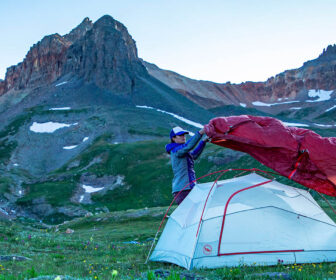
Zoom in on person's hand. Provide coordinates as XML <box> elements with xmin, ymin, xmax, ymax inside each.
<box><xmin>199</xmin><ymin>128</ymin><xmax>205</xmax><ymax>135</ymax></box>
<box><xmin>204</xmin><ymin>136</ymin><xmax>211</xmax><ymax>143</ymax></box>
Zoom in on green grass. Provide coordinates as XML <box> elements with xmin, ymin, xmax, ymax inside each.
<box><xmin>74</xmin><ymin>137</ymin><xmax>173</xmax><ymax>210</ymax></box>
<box><xmin>52</xmin><ymin>137</ymin><xmax>264</xmax><ymax>213</ymax></box>
<box><xmin>128</xmin><ymin>127</ymin><xmax>168</xmax><ymax>137</ymax></box>
<box><xmin>0</xmin><ymin>208</ymin><xmax>335</xmax><ymax>279</ymax></box>
<box><xmin>16</xmin><ymin>181</ymin><xmax>78</xmax><ymax>207</ymax></box>
<box><xmin>0</xmin><ymin>113</ymin><xmax>32</xmax><ymax>164</ymax></box>
<box><xmin>310</xmin><ymin>127</ymin><xmax>336</xmax><ymax>137</ymax></box>
<box><xmin>315</xmin><ymin>107</ymin><xmax>336</xmax><ymax>122</ymax></box>
<box><xmin>276</xmin><ymin>110</ymin><xmax>292</xmax><ymax>118</ymax></box>
<box><xmin>293</xmin><ymin>107</ymin><xmax>317</xmax><ymax>119</ymax></box>
<box><xmin>0</xmin><ymin>177</ymin><xmax>12</xmax><ymax>195</ymax></box>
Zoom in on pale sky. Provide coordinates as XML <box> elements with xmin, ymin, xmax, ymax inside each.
<box><xmin>1</xmin><ymin>0</ymin><xmax>335</xmax><ymax>84</ymax></box>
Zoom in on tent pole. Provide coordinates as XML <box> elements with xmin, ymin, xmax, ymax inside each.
<box><xmin>145</xmin><ymin>230</ymin><xmax>160</xmax><ymax>264</ymax></box>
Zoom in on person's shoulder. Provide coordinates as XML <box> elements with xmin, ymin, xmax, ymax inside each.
<box><xmin>171</xmin><ymin>143</ymin><xmax>184</xmax><ymax>153</ymax></box>
<box><xmin>166</xmin><ymin>142</ymin><xmax>181</xmax><ymax>154</ymax></box>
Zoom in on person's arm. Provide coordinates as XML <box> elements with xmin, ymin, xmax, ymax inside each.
<box><xmin>174</xmin><ymin>128</ymin><xmax>205</xmax><ymax>157</ymax></box>
<box><xmin>191</xmin><ymin>140</ymin><xmax>206</xmax><ymax>160</ymax></box>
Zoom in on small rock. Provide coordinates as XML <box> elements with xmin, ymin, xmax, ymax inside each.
<box><xmin>85</xmin><ymin>212</ymin><xmax>93</xmax><ymax>217</ymax></box>
<box><xmin>0</xmin><ymin>255</ymin><xmax>31</xmax><ymax>262</ymax></box>
<box><xmin>65</xmin><ymin>228</ymin><xmax>74</xmax><ymax>234</ymax></box>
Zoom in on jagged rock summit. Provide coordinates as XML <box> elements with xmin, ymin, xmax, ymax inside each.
<box><xmin>64</xmin><ymin>15</ymin><xmax>147</xmax><ymax>94</ymax></box>
<box><xmin>63</xmin><ymin>17</ymin><xmax>93</xmax><ymax>43</ymax></box>
<box><xmin>0</xmin><ymin>15</ymin><xmax>147</xmax><ymax>96</ymax></box>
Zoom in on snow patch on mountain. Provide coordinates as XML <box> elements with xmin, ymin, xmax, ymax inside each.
<box><xmin>306</xmin><ymin>89</ymin><xmax>334</xmax><ymax>102</ymax></box>
<box><xmin>313</xmin><ymin>123</ymin><xmax>336</xmax><ymax>128</ymax></box>
<box><xmin>282</xmin><ymin>121</ymin><xmax>309</xmax><ymax>127</ymax></box>
<box><xmin>30</xmin><ymin>122</ymin><xmax>78</xmax><ymax>133</ymax></box>
<box><xmin>82</xmin><ymin>185</ymin><xmax>104</xmax><ymax>193</ymax></box>
<box><xmin>49</xmin><ymin>107</ymin><xmax>71</xmax><ymax>111</ymax></box>
<box><xmin>55</xmin><ymin>81</ymin><xmax>68</xmax><ymax>87</ymax></box>
<box><xmin>63</xmin><ymin>145</ymin><xmax>78</xmax><ymax>150</ymax></box>
<box><xmin>325</xmin><ymin>105</ymin><xmax>336</xmax><ymax>112</ymax></box>
<box><xmin>252</xmin><ymin>100</ymin><xmax>300</xmax><ymax>107</ymax></box>
<box><xmin>136</xmin><ymin>105</ymin><xmax>203</xmax><ymax>128</ymax></box>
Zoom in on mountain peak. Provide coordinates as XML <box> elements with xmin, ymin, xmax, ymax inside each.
<box><xmin>93</xmin><ymin>15</ymin><xmax>127</xmax><ymax>34</ymax></box>
<box><xmin>63</xmin><ymin>15</ymin><xmax>147</xmax><ymax>93</ymax></box>
<box><xmin>319</xmin><ymin>44</ymin><xmax>336</xmax><ymax>58</ymax></box>
<box><xmin>63</xmin><ymin>17</ymin><xmax>93</xmax><ymax>43</ymax></box>
<box><xmin>0</xmin><ymin>15</ymin><xmax>148</xmax><ymax>95</ymax></box>
<box><xmin>94</xmin><ymin>15</ymin><xmax>116</xmax><ymax>26</ymax></box>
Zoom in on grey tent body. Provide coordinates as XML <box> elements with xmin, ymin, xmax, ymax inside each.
<box><xmin>150</xmin><ymin>173</ymin><xmax>336</xmax><ymax>269</ymax></box>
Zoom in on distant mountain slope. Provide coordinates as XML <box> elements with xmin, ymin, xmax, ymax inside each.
<box><xmin>143</xmin><ymin>46</ymin><xmax>336</xmax><ymax>121</ymax></box>
<box><xmin>143</xmin><ymin>61</ymin><xmax>262</xmax><ymax>109</ymax></box>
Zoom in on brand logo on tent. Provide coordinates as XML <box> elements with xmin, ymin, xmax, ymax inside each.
<box><xmin>203</xmin><ymin>244</ymin><xmax>212</xmax><ymax>255</ymax></box>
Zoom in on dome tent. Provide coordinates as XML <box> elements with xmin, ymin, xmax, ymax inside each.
<box><xmin>149</xmin><ymin>172</ymin><xmax>336</xmax><ymax>269</ymax></box>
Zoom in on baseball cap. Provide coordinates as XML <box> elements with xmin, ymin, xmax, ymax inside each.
<box><xmin>170</xmin><ymin>126</ymin><xmax>189</xmax><ymax>139</ymax></box>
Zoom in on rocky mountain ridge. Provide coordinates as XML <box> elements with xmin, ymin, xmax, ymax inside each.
<box><xmin>0</xmin><ymin>15</ymin><xmax>147</xmax><ymax>96</ymax></box>
<box><xmin>1</xmin><ymin>15</ymin><xmax>335</xmax><ymax>115</ymax></box>
<box><xmin>0</xmin><ymin>18</ymin><xmax>91</xmax><ymax>95</ymax></box>
<box><xmin>144</xmin><ymin>44</ymin><xmax>336</xmax><ymax>112</ymax></box>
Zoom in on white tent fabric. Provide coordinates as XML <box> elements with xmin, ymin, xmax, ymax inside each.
<box><xmin>150</xmin><ymin>173</ymin><xmax>336</xmax><ymax>269</ymax></box>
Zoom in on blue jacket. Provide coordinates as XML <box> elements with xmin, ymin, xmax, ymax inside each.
<box><xmin>165</xmin><ymin>132</ymin><xmax>206</xmax><ymax>193</ymax></box>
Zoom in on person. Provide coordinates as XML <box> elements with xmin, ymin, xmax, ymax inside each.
<box><xmin>165</xmin><ymin>126</ymin><xmax>208</xmax><ymax>205</ymax></box>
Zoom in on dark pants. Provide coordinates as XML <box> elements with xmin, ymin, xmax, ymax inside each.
<box><xmin>173</xmin><ymin>189</ymin><xmax>191</xmax><ymax>205</ymax></box>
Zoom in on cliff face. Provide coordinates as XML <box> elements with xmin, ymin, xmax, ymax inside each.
<box><xmin>0</xmin><ymin>18</ymin><xmax>93</xmax><ymax>96</ymax></box>
<box><xmin>262</xmin><ymin>44</ymin><xmax>336</xmax><ymax>100</ymax></box>
<box><xmin>0</xmin><ymin>80</ymin><xmax>4</xmax><ymax>94</ymax></box>
<box><xmin>2</xmin><ymin>34</ymin><xmax>70</xmax><ymax>93</ymax></box>
<box><xmin>63</xmin><ymin>17</ymin><xmax>93</xmax><ymax>43</ymax></box>
<box><xmin>63</xmin><ymin>15</ymin><xmax>147</xmax><ymax>94</ymax></box>
<box><xmin>0</xmin><ymin>15</ymin><xmax>147</xmax><ymax>96</ymax></box>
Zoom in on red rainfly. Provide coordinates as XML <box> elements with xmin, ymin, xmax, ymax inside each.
<box><xmin>204</xmin><ymin>115</ymin><xmax>336</xmax><ymax>197</ymax></box>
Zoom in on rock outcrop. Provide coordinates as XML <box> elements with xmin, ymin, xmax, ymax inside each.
<box><xmin>0</xmin><ymin>15</ymin><xmax>147</xmax><ymax>96</ymax></box>
<box><xmin>2</xmin><ymin>34</ymin><xmax>71</xmax><ymax>93</ymax></box>
<box><xmin>63</xmin><ymin>17</ymin><xmax>93</xmax><ymax>43</ymax></box>
<box><xmin>63</xmin><ymin>15</ymin><xmax>147</xmax><ymax>94</ymax></box>
<box><xmin>0</xmin><ymin>17</ymin><xmax>93</xmax><ymax>95</ymax></box>
<box><xmin>261</xmin><ymin>44</ymin><xmax>336</xmax><ymax>100</ymax></box>
<box><xmin>0</xmin><ymin>79</ymin><xmax>4</xmax><ymax>94</ymax></box>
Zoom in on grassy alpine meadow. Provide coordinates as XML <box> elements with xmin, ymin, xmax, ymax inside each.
<box><xmin>0</xmin><ymin>206</ymin><xmax>336</xmax><ymax>280</ymax></box>
<box><xmin>1</xmin><ymin>122</ymin><xmax>336</xmax><ymax>278</ymax></box>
